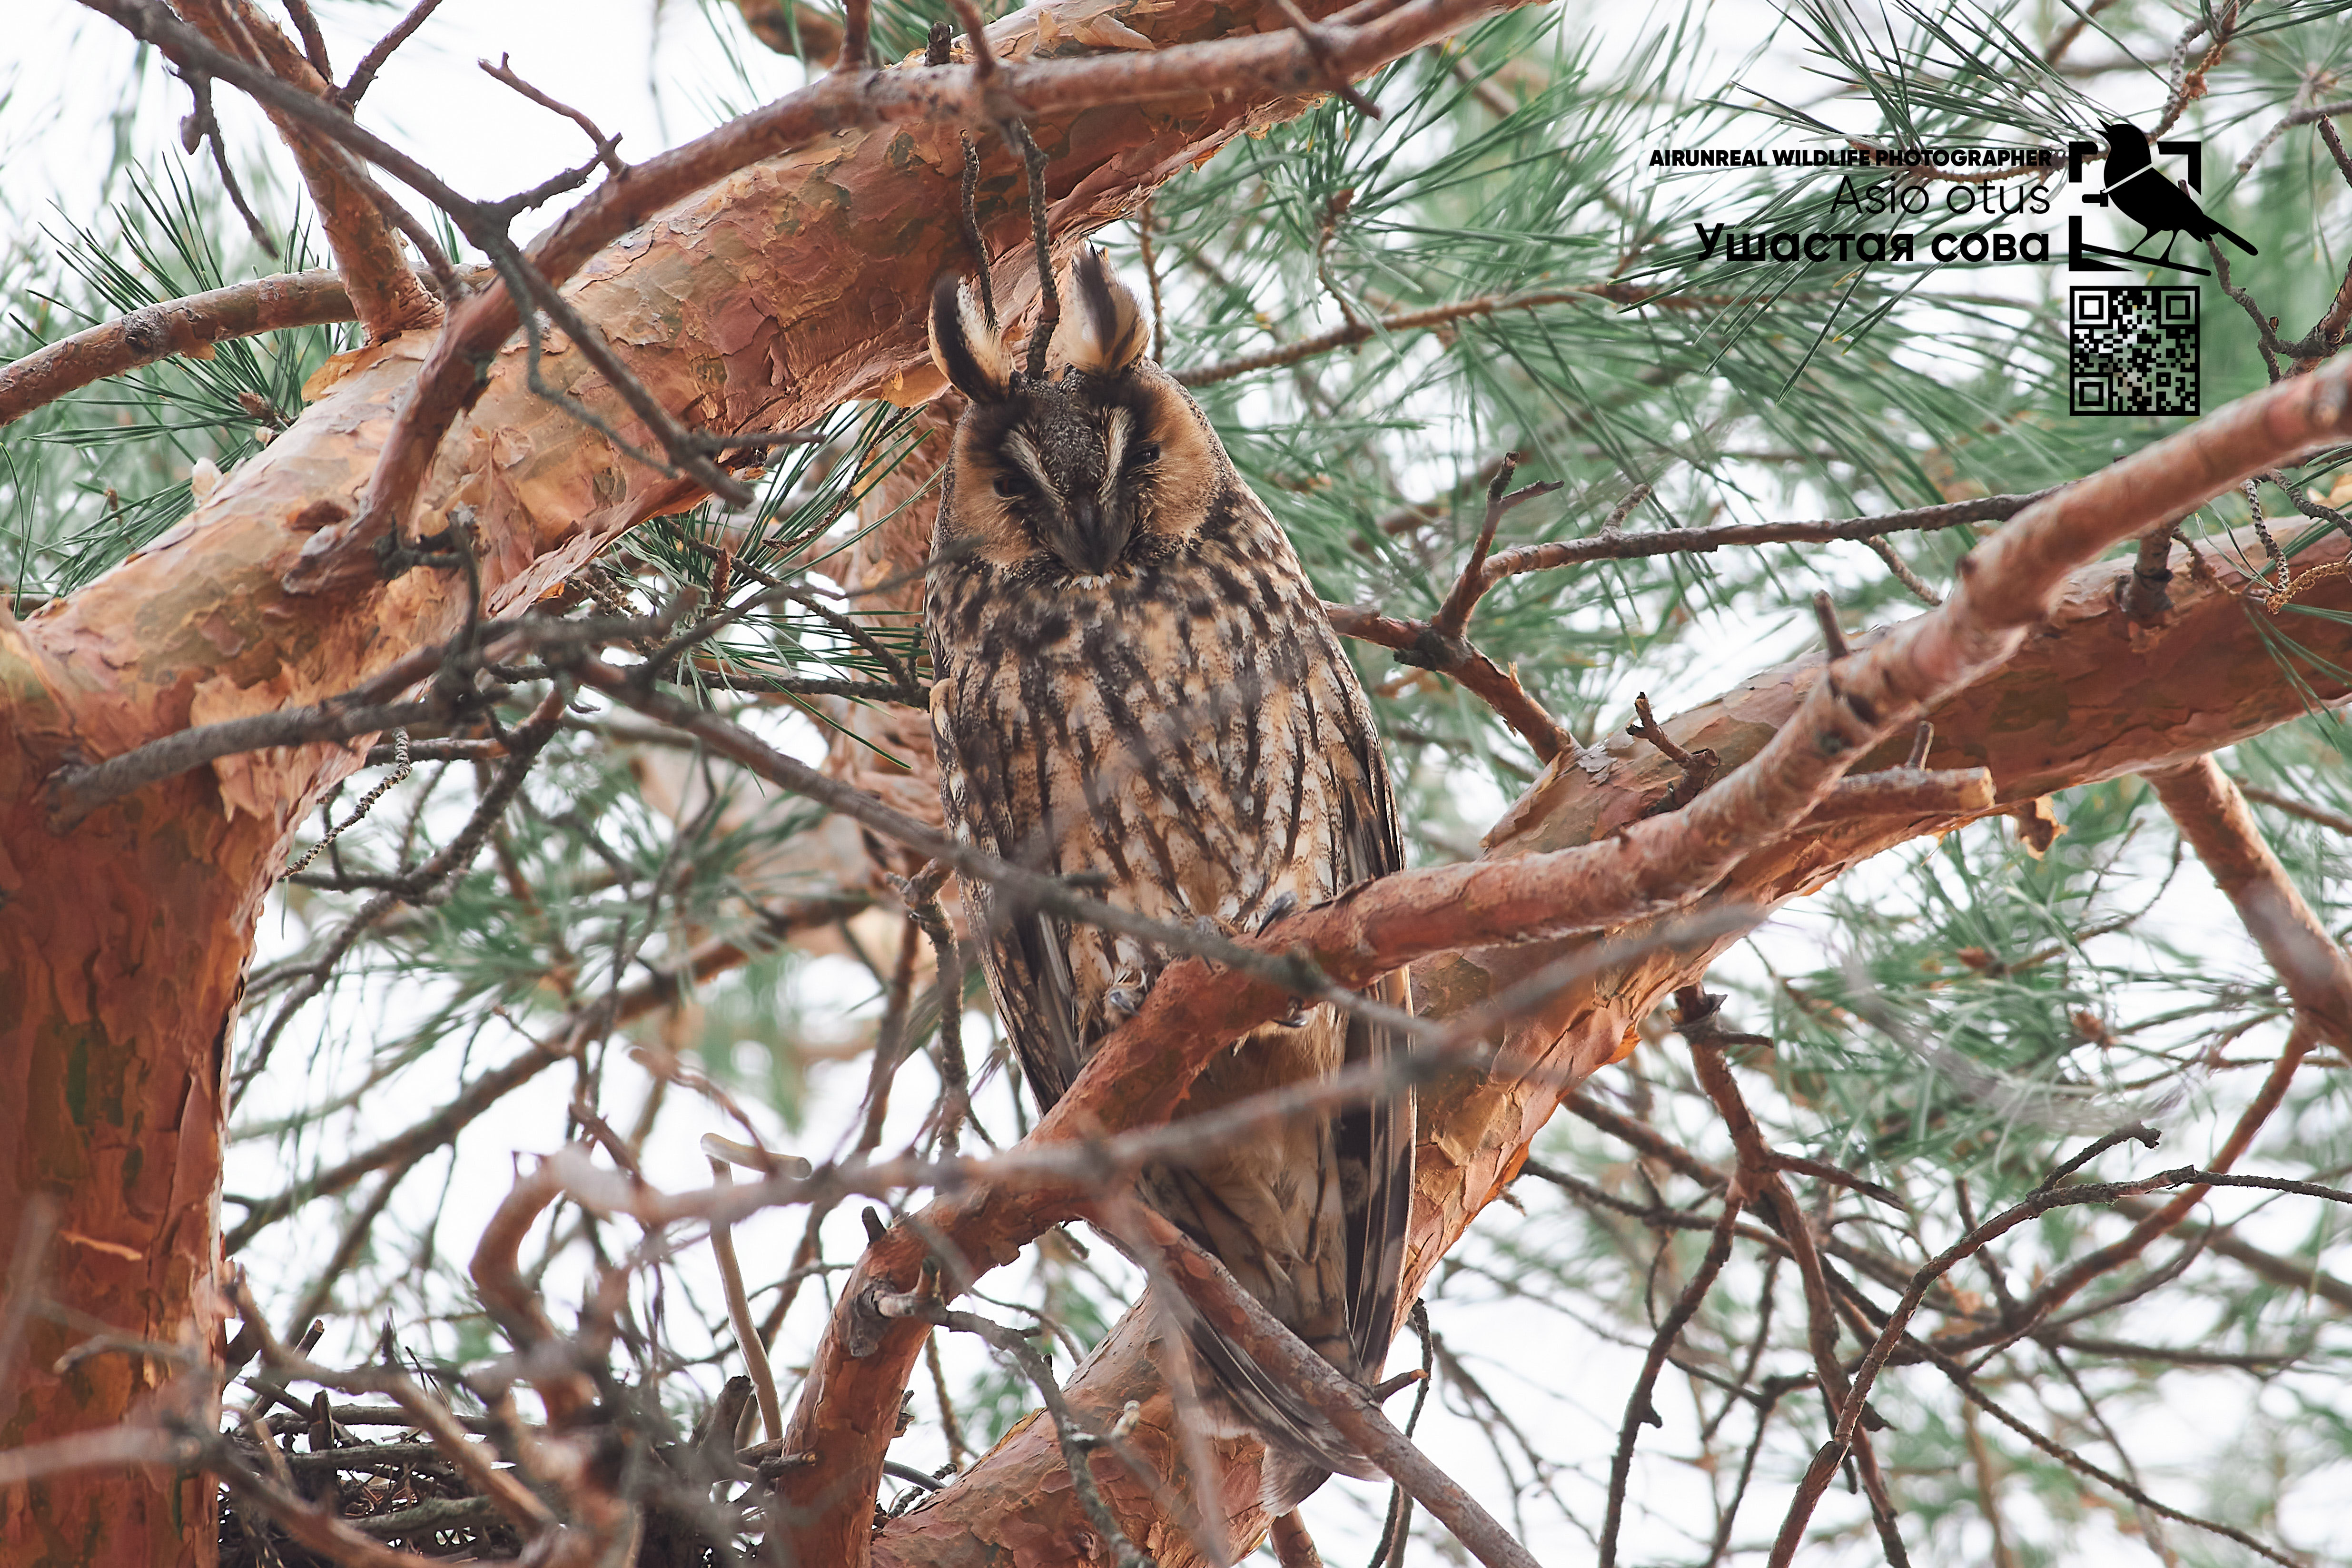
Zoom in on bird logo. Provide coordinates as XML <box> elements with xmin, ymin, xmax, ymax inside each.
<box><xmin>2094</xmin><ymin>122</ymin><xmax>2257</xmax><ymax>263</ymax></box>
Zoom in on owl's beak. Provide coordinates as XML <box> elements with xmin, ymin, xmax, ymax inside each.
<box><xmin>1056</xmin><ymin>494</ymin><xmax>1130</xmax><ymax>577</ymax></box>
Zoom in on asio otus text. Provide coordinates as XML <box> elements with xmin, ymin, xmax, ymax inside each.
<box><xmin>923</xmin><ymin>247</ymin><xmax>1414</xmax><ymax>1511</ymax></box>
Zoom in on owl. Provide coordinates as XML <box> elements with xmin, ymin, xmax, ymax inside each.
<box><xmin>923</xmin><ymin>246</ymin><xmax>1413</xmax><ymax>1514</ymax></box>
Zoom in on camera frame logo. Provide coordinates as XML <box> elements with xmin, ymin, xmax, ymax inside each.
<box><xmin>2061</xmin><ymin>125</ymin><xmax>2250</xmax><ymax>417</ymax></box>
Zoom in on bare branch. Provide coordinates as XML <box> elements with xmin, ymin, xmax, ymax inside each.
<box><xmin>705</xmin><ymin>1151</ymin><xmax>783</xmax><ymax>1443</ymax></box>
<box><xmin>1770</xmin><ymin>1166</ymin><xmax>2312</xmax><ymax>1568</ymax></box>
<box><xmin>1173</xmin><ymin>286</ymin><xmax>1853</xmax><ymax>388</ymax></box>
<box><xmin>2148</xmin><ymin>754</ymin><xmax>2352</xmax><ymax>1045</ymax></box>
<box><xmin>1142</xmin><ymin>1210</ymin><xmax>1541</xmax><ymax>1568</ymax></box>
<box><xmin>170</xmin><ymin>0</ymin><xmax>440</xmax><ymax>337</ymax></box>
<box><xmin>479</xmin><ymin>54</ymin><xmax>626</xmax><ymax>176</ymax></box>
<box><xmin>338</xmin><ymin>0</ymin><xmax>448</xmax><ymax>103</ymax></box>
<box><xmin>0</xmin><ymin>268</ymin><xmax>403</xmax><ymax>428</ymax></box>
<box><xmin>2237</xmin><ymin>780</ymin><xmax>2352</xmax><ymax>838</ymax></box>
<box><xmin>1600</xmin><ymin>1153</ymin><xmax>1744</xmax><ymax>1568</ymax></box>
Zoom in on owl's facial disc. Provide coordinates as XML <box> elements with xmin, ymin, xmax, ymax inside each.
<box><xmin>975</xmin><ymin>389</ymin><xmax>1158</xmax><ymax>581</ymax></box>
<box><xmin>942</xmin><ymin>333</ymin><xmax>1217</xmax><ymax>585</ymax></box>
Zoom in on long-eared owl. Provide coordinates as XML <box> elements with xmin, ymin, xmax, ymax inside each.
<box><xmin>924</xmin><ymin>246</ymin><xmax>1414</xmax><ymax>1512</ymax></box>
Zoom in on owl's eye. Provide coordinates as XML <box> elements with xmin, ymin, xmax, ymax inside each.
<box><xmin>1130</xmin><ymin>441</ymin><xmax>1161</xmax><ymax>466</ymax></box>
<box><xmin>992</xmin><ymin>473</ymin><xmax>1028</xmax><ymax>499</ymax></box>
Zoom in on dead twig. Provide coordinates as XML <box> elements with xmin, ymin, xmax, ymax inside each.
<box><xmin>479</xmin><ymin>54</ymin><xmax>626</xmax><ymax>176</ymax></box>
<box><xmin>705</xmin><ymin>1145</ymin><xmax>783</xmax><ymax>1442</ymax></box>
<box><xmin>1679</xmin><ymin>989</ymin><xmax>1911</xmax><ymax>1568</ymax></box>
<box><xmin>839</xmin><ymin>0</ymin><xmax>873</xmax><ymax>71</ymax></box>
<box><xmin>1328</xmin><ymin>454</ymin><xmax>1573</xmax><ymax>759</ymax></box>
<box><xmin>1004</xmin><ymin>117</ymin><xmax>1059</xmax><ymax>381</ymax></box>
<box><xmin>875</xmin><ymin>1292</ymin><xmax>1150</xmax><ymax>1568</ymax></box>
<box><xmin>338</xmin><ymin>0</ymin><xmax>448</xmax><ymax>103</ymax></box>
<box><xmin>2236</xmin><ymin>780</ymin><xmax>2352</xmax><ymax>838</ymax></box>
<box><xmin>1627</xmin><ymin>692</ymin><xmax>1719</xmax><ymax>811</ymax></box>
<box><xmin>1326</xmin><ymin>601</ymin><xmax>1576</xmax><ymax>759</ymax></box>
<box><xmin>1466</xmin><ymin>488</ymin><xmax>2054</xmax><ymax>573</ymax></box>
<box><xmin>1140</xmin><ymin>1211</ymin><xmax>1542</xmax><ymax>1568</ymax></box>
<box><xmin>1769</xmin><ymin>1162</ymin><xmax>2326</xmax><ymax>1568</ymax></box>
<box><xmin>176</xmin><ymin>67</ymin><xmax>277</xmax><ymax>254</ymax></box>
<box><xmin>1598</xmin><ymin>1140</ymin><xmax>1746</xmax><ymax>1568</ymax></box>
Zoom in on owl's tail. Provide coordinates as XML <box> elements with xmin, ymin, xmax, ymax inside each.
<box><xmin>1132</xmin><ymin>984</ymin><xmax>1418</xmax><ymax>1514</ymax></box>
<box><xmin>1170</xmin><ymin>1302</ymin><xmax>1383</xmax><ymax>1512</ymax></box>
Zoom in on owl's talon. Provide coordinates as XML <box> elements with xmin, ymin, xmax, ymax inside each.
<box><xmin>1258</xmin><ymin>891</ymin><xmax>1299</xmax><ymax>930</ymax></box>
<box><xmin>1106</xmin><ymin>986</ymin><xmax>1145</xmax><ymax>1019</ymax></box>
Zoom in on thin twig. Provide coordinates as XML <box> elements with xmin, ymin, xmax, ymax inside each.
<box><xmin>956</xmin><ymin>135</ymin><xmax>998</xmax><ymax>325</ymax></box>
<box><xmin>882</xmin><ymin>1296</ymin><xmax>1149</xmax><ymax>1568</ymax></box>
<box><xmin>1263</xmin><ymin>0</ymin><xmax>1384</xmax><ymax>117</ymax></box>
<box><xmin>1626</xmin><ymin>692</ymin><xmax>1718</xmax><ymax>810</ymax></box>
<box><xmin>1006</xmin><ymin>118</ymin><xmax>1059</xmax><ymax>381</ymax></box>
<box><xmin>705</xmin><ymin>1151</ymin><xmax>784</xmax><ymax>1442</ymax></box>
<box><xmin>1681</xmin><ymin>989</ymin><xmax>1909</xmax><ymax>1565</ymax></box>
<box><xmin>178</xmin><ymin>69</ymin><xmax>277</xmax><ymax>253</ymax></box>
<box><xmin>1599</xmin><ymin>1162</ymin><xmax>1744</xmax><ymax>1568</ymax></box>
<box><xmin>839</xmin><ymin>0</ymin><xmax>873</xmax><ymax>70</ymax></box>
<box><xmin>1467</xmin><ymin>487</ymin><xmax>2055</xmax><ymax>578</ymax></box>
<box><xmin>479</xmin><ymin>54</ymin><xmax>626</xmax><ymax>175</ymax></box>
<box><xmin>338</xmin><ymin>0</ymin><xmax>448</xmax><ymax>104</ymax></box>
<box><xmin>281</xmin><ymin>0</ymin><xmax>331</xmax><ymax>78</ymax></box>
<box><xmin>1770</xmin><ymin>1164</ymin><xmax>2303</xmax><ymax>1567</ymax></box>
<box><xmin>2236</xmin><ymin>781</ymin><xmax>2352</xmax><ymax>838</ymax></box>
<box><xmin>1141</xmin><ymin>1212</ymin><xmax>1542</xmax><ymax>1568</ymax></box>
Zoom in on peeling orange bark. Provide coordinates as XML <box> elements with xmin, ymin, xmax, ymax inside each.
<box><xmin>863</xmin><ymin>527</ymin><xmax>2352</xmax><ymax>1567</ymax></box>
<box><xmin>0</xmin><ymin>628</ymin><xmax>241</xmax><ymax>1568</ymax></box>
<box><xmin>0</xmin><ymin>0</ymin><xmax>1511</xmax><ymax>1559</ymax></box>
<box><xmin>172</xmin><ymin>0</ymin><xmax>443</xmax><ymax>340</ymax></box>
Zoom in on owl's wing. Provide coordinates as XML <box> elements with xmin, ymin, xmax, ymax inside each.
<box><xmin>991</xmin><ymin>906</ymin><xmax>1086</xmax><ymax>1110</ymax></box>
<box><xmin>1321</xmin><ymin>641</ymin><xmax>1416</xmax><ymax>1380</ymax></box>
<box><xmin>928</xmin><ymin>668</ymin><xmax>1088</xmax><ymax>1114</ymax></box>
<box><xmin>1212</xmin><ymin>624</ymin><xmax>1419</xmax><ymax>1513</ymax></box>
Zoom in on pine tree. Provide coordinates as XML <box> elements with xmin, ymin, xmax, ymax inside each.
<box><xmin>3</xmin><ymin>0</ymin><xmax>2350</xmax><ymax>1563</ymax></box>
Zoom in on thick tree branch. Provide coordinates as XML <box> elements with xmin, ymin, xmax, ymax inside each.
<box><xmin>2145</xmin><ymin>754</ymin><xmax>2352</xmax><ymax>1045</ymax></box>
<box><xmin>170</xmin><ymin>0</ymin><xmax>442</xmax><ymax>339</ymax></box>
<box><xmin>866</xmin><ymin>505</ymin><xmax>2352</xmax><ymax>1563</ymax></box>
<box><xmin>789</xmin><ymin>363</ymin><xmax>2352</xmax><ymax>1563</ymax></box>
<box><xmin>0</xmin><ymin>267</ymin><xmax>472</xmax><ymax>430</ymax></box>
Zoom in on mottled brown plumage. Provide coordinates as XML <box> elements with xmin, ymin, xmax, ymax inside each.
<box><xmin>925</xmin><ymin>248</ymin><xmax>1413</xmax><ymax>1512</ymax></box>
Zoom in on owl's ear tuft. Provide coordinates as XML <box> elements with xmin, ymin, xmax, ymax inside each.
<box><xmin>929</xmin><ymin>274</ymin><xmax>1012</xmax><ymax>404</ymax></box>
<box><xmin>1051</xmin><ymin>245</ymin><xmax>1147</xmax><ymax>377</ymax></box>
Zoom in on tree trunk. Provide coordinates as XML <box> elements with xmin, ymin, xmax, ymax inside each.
<box><xmin>0</xmin><ymin>637</ymin><xmax>243</xmax><ymax>1564</ymax></box>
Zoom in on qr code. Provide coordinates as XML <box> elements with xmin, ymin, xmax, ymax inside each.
<box><xmin>2070</xmin><ymin>287</ymin><xmax>2198</xmax><ymax>416</ymax></box>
